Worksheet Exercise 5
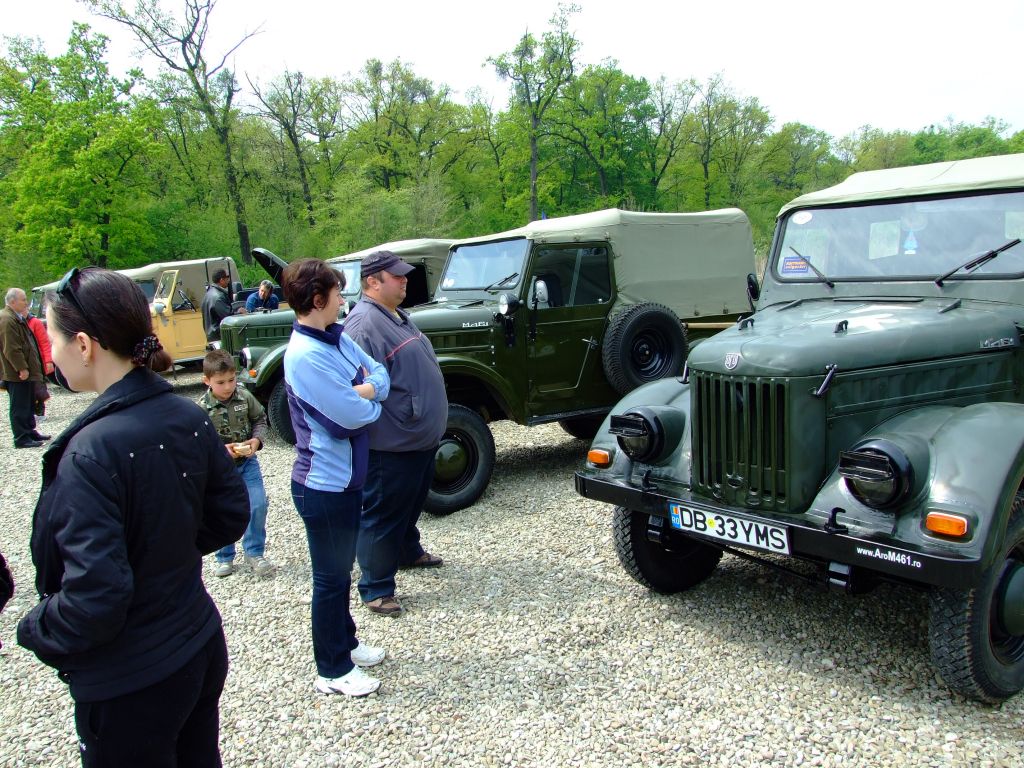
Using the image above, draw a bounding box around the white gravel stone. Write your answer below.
[1,372,1023,766]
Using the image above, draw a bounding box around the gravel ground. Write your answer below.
[1,372,1022,767]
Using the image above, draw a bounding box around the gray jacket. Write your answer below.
[343,298,447,452]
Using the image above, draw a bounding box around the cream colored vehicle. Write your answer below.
[149,257,239,364]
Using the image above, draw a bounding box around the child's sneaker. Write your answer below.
[244,555,275,578]
[314,666,380,697]
[214,561,235,578]
[350,642,386,668]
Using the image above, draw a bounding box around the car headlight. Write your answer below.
[608,406,685,465]
[498,293,521,316]
[240,346,252,370]
[838,439,913,509]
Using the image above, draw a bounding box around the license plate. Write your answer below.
[669,503,790,555]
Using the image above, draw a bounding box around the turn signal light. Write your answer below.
[588,449,611,468]
[249,369,258,378]
[926,512,968,538]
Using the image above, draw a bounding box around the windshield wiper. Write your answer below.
[484,272,519,292]
[789,247,834,288]
[934,238,1022,286]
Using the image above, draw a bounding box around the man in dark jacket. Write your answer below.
[201,269,233,341]
[0,287,47,448]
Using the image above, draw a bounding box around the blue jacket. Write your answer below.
[284,322,390,491]
[17,367,249,702]
[245,292,280,312]
[343,298,447,452]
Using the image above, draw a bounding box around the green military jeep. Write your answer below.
[575,154,1024,702]
[407,207,756,515]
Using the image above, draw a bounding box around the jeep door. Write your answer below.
[151,269,207,362]
[526,243,615,414]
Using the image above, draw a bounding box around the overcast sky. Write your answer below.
[4,0,1023,140]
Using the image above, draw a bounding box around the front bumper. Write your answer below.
[575,470,984,589]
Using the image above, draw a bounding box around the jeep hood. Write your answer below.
[689,298,1022,377]
[408,301,497,333]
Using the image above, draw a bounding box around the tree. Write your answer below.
[0,26,160,274]
[250,70,317,227]
[87,0,258,263]
[490,4,579,221]
[636,77,695,209]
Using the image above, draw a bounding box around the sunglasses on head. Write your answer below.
[56,267,105,347]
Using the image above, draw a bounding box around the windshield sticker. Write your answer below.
[903,230,918,255]
[442,277,455,289]
[781,255,810,275]
[792,211,813,225]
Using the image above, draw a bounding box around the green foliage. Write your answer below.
[0,9,1020,286]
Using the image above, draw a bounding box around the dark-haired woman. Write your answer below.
[17,267,249,767]
[281,258,390,697]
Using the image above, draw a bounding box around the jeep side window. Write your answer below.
[531,245,611,307]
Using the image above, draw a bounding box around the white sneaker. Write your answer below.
[244,555,275,578]
[314,666,380,697]
[214,561,235,578]
[350,642,386,668]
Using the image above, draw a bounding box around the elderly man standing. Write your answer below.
[0,288,47,448]
[245,280,280,312]
[344,251,446,616]
[201,268,233,342]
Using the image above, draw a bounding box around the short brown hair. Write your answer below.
[203,348,236,378]
[281,258,341,315]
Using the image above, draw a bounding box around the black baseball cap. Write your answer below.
[361,250,415,279]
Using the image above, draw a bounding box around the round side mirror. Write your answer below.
[154,302,166,314]
[533,280,549,306]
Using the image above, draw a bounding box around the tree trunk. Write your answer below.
[530,115,540,222]
[217,129,251,264]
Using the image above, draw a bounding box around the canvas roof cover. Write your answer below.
[780,153,1024,216]
[450,208,755,319]
[329,238,454,265]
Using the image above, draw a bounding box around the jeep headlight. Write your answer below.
[608,406,685,465]
[240,346,252,370]
[838,439,913,509]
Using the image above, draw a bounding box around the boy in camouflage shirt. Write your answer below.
[199,349,274,578]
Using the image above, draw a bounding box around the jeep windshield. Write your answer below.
[437,238,528,294]
[330,261,361,297]
[776,190,1024,281]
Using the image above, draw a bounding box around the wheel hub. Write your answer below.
[434,439,468,483]
[996,560,1024,636]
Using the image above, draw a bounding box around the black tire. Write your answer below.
[929,494,1024,703]
[267,377,296,446]
[612,506,722,594]
[602,303,688,395]
[423,404,496,516]
[558,414,606,440]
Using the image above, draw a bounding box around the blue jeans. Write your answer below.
[356,448,434,602]
[216,457,268,562]
[291,480,361,679]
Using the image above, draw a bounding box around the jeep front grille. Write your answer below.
[692,373,788,510]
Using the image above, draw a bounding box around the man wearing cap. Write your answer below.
[343,250,446,616]
[201,268,233,341]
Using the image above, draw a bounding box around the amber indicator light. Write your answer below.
[926,512,968,537]
[587,449,611,468]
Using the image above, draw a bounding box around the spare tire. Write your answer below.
[601,303,688,395]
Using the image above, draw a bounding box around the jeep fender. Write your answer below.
[250,344,286,395]
[435,355,516,421]
[813,402,1024,569]
[588,377,692,482]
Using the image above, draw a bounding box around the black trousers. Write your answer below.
[74,629,229,768]
[6,378,35,446]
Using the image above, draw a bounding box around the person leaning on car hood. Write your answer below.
[246,280,280,312]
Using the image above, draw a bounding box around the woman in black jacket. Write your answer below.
[17,267,250,768]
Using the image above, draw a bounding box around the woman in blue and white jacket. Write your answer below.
[281,258,390,697]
